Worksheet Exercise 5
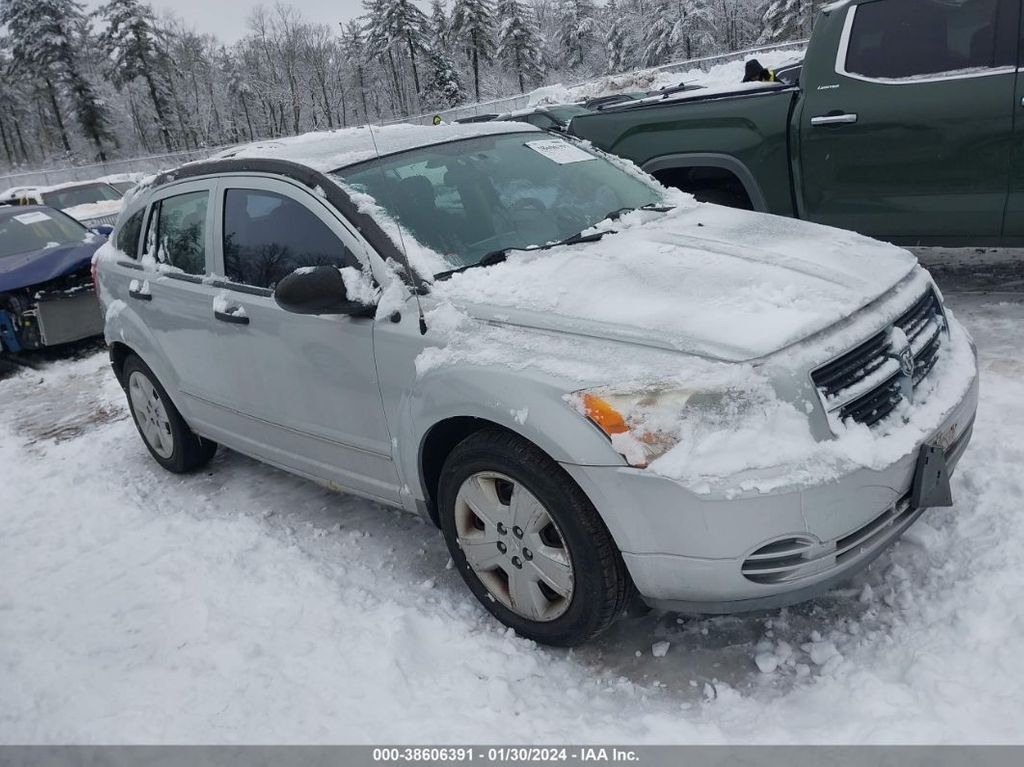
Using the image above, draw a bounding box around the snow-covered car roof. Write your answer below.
[97,172,147,185]
[0,186,40,202]
[37,179,123,195]
[210,122,541,174]
[2,179,124,201]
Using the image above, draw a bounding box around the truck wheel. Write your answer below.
[438,428,631,646]
[122,354,217,473]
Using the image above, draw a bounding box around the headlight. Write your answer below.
[571,386,734,468]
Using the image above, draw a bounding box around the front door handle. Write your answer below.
[128,279,151,301]
[811,113,858,126]
[214,307,249,325]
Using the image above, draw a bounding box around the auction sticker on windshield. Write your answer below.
[13,211,52,225]
[526,139,596,165]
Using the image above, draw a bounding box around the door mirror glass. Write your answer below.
[274,265,375,316]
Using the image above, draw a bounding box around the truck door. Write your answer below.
[798,0,1019,245]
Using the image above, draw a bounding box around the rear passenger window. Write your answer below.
[115,209,145,258]
[144,191,208,275]
[222,189,354,290]
[844,0,1017,79]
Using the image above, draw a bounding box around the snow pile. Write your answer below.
[528,48,803,108]
[0,295,1021,743]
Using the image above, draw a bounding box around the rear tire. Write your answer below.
[122,354,217,473]
[438,428,631,646]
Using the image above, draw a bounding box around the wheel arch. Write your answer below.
[419,417,536,526]
[108,340,134,387]
[643,153,767,211]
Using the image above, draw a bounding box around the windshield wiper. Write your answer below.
[432,204,671,280]
[434,248,511,280]
[602,203,675,221]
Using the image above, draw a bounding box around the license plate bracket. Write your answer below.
[911,443,953,509]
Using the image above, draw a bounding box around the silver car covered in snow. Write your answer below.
[95,123,978,646]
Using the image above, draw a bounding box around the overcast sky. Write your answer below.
[86,0,374,43]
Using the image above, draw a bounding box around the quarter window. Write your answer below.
[222,189,355,290]
[143,191,209,275]
[115,210,145,259]
[844,0,1017,80]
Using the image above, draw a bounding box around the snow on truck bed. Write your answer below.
[1,294,1023,743]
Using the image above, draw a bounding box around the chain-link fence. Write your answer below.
[1,40,807,189]
[0,146,228,191]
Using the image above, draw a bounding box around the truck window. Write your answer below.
[844,0,1016,80]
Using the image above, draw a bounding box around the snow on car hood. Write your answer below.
[60,200,123,223]
[432,203,917,362]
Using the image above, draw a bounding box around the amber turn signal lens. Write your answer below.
[581,393,629,436]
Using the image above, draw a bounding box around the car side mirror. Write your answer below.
[274,265,376,317]
[92,225,114,237]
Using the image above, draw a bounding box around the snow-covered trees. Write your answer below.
[363,0,429,112]
[422,1,467,110]
[642,0,717,67]
[450,0,496,102]
[556,0,598,72]
[760,0,821,44]
[0,0,114,159]
[604,1,628,74]
[0,0,780,170]
[496,0,544,93]
[96,0,175,151]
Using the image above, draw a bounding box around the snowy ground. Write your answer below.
[2,265,1023,743]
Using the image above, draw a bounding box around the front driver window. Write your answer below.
[222,189,355,290]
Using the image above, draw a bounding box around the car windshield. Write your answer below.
[334,132,664,272]
[42,182,121,210]
[0,208,88,258]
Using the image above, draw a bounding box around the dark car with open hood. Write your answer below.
[0,205,106,353]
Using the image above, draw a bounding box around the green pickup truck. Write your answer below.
[569,0,1023,247]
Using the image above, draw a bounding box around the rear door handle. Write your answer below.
[810,113,858,126]
[214,307,249,325]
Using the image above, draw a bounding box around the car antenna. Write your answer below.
[365,123,428,336]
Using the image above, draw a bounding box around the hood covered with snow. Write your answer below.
[432,203,917,362]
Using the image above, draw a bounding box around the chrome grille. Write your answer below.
[812,289,945,428]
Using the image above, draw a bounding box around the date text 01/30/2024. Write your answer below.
[372,747,641,762]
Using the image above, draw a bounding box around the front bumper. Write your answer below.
[561,371,979,614]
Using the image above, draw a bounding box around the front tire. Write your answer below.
[438,428,631,646]
[122,354,217,473]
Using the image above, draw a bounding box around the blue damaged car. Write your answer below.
[0,205,106,353]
